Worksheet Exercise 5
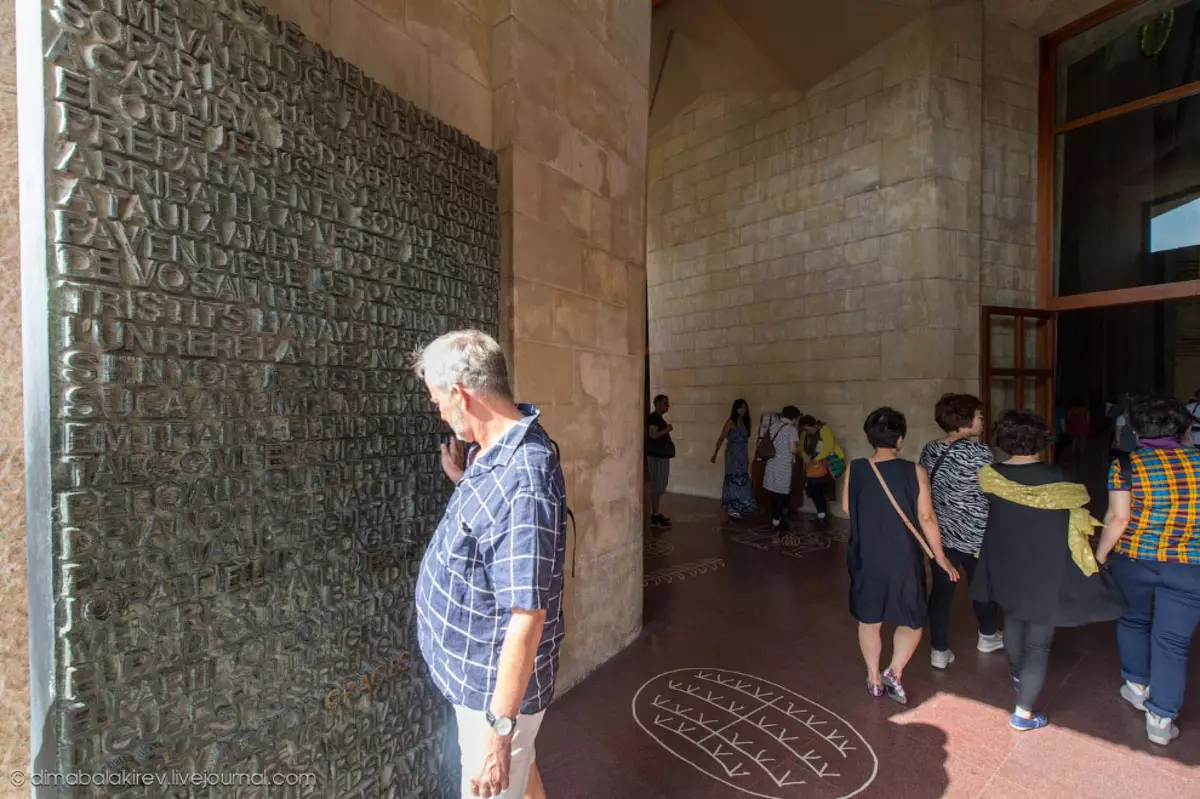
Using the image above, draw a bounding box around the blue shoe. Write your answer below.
[1009,712,1048,731]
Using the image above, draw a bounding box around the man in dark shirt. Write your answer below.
[646,394,675,528]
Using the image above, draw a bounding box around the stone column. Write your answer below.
[491,0,649,692]
[0,0,26,783]
[867,0,984,448]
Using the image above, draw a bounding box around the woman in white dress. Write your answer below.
[762,406,802,532]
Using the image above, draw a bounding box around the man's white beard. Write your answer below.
[448,406,468,441]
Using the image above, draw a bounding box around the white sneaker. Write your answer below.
[977,632,1005,654]
[931,649,955,670]
[1147,711,1181,746]
[1120,681,1149,711]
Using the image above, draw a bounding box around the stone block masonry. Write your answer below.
[491,0,650,696]
[649,2,989,501]
[648,0,1114,504]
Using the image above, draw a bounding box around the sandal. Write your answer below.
[867,681,885,698]
[882,668,907,705]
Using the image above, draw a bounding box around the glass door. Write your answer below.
[982,307,1057,448]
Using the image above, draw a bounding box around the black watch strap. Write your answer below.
[486,710,516,736]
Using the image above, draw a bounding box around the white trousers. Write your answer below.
[454,706,546,798]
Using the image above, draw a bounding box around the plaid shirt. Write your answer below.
[1107,443,1200,564]
[416,405,567,715]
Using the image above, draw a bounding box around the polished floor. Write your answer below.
[537,495,1200,798]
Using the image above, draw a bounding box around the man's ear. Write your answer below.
[454,384,472,410]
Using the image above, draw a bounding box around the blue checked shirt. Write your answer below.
[416,405,567,715]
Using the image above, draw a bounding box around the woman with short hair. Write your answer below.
[973,410,1125,732]
[919,393,1002,670]
[1098,396,1200,746]
[843,407,958,704]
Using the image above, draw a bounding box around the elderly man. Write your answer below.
[414,330,567,798]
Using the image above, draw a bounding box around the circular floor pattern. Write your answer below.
[643,558,725,587]
[632,668,878,798]
[728,530,832,559]
[644,538,676,559]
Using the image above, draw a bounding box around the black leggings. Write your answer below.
[806,476,834,516]
[1006,616,1055,712]
[928,548,999,651]
[769,491,790,522]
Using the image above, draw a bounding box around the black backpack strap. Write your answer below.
[547,437,579,577]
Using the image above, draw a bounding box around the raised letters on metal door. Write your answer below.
[27,1,500,794]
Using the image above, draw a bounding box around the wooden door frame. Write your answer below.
[1036,0,1200,312]
[981,306,1057,446]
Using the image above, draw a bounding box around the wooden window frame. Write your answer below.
[1037,0,1200,311]
[981,306,1057,447]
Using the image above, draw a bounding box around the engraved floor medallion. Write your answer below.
[632,668,878,798]
[643,558,725,587]
[728,530,831,559]
[644,538,675,559]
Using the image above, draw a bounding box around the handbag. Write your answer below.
[827,452,846,479]
[756,424,784,461]
[806,460,831,479]
[867,460,935,559]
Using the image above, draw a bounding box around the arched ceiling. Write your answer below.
[650,0,931,130]
[649,0,1117,133]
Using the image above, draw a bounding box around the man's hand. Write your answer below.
[441,436,465,484]
[667,423,674,432]
[469,730,512,798]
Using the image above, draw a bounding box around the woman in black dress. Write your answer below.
[972,411,1126,731]
[843,407,960,704]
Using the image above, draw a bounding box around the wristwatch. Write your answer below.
[486,710,516,737]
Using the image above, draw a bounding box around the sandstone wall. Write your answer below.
[981,13,1038,309]
[648,1,986,499]
[0,0,22,786]
[491,0,650,691]
[647,0,1122,501]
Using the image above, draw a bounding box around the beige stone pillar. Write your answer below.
[0,0,26,783]
[492,0,649,691]
[866,0,984,449]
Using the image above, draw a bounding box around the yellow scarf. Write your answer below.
[978,465,1101,576]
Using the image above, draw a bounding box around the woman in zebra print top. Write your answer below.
[918,394,1003,670]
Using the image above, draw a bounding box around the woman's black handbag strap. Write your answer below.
[929,440,963,484]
